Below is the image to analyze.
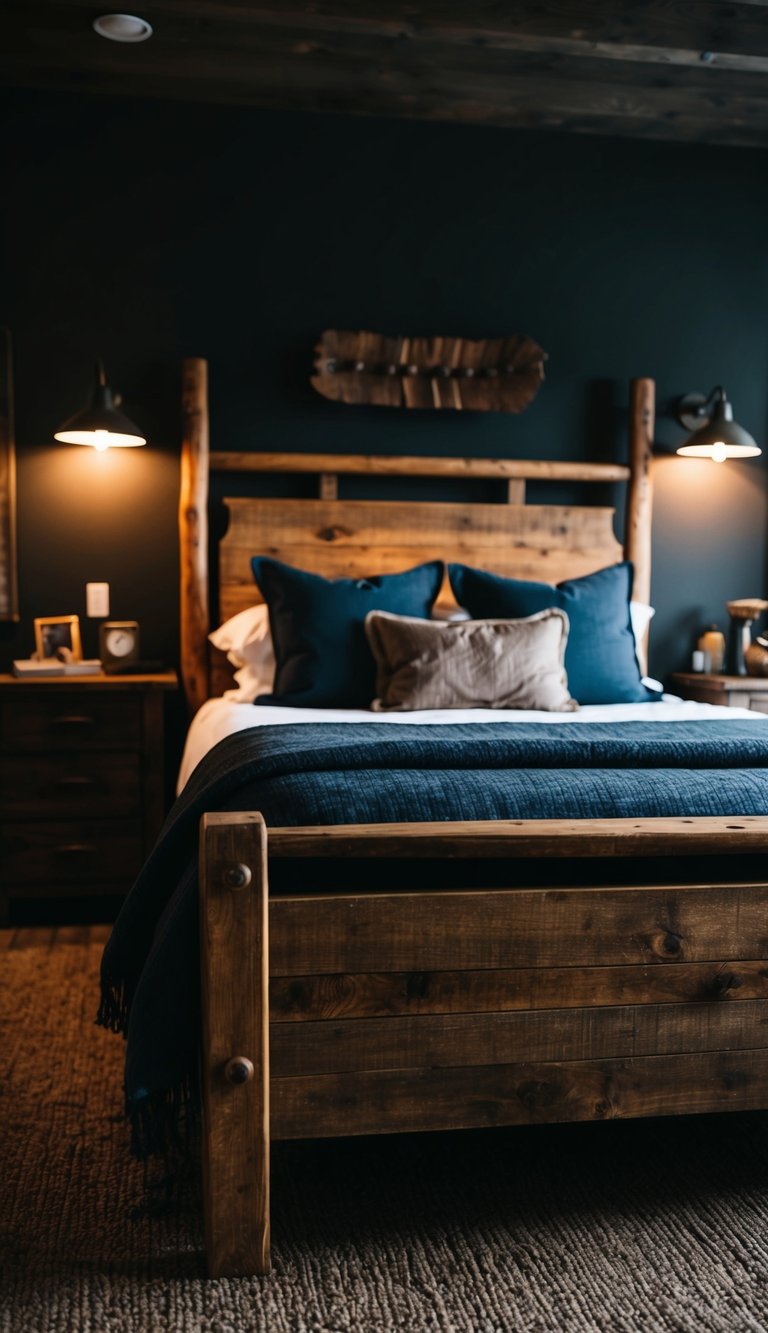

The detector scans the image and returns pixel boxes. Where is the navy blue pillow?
[448,561,659,705]
[251,557,444,708]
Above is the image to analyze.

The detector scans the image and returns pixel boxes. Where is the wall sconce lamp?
[54,361,146,451]
[675,386,760,463]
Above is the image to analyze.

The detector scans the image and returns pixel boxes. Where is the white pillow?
[208,604,276,702]
[630,600,655,681]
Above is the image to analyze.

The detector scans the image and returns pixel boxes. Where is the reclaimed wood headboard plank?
[216,497,622,626]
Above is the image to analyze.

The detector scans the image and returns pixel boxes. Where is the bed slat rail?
[267,880,768,975]
[265,816,768,859]
[210,450,631,484]
[270,1051,768,1142]
[269,961,768,1022]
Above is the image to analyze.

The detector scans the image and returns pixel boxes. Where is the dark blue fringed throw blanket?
[98,718,768,1152]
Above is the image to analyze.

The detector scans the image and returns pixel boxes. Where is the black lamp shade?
[676,387,760,462]
[54,361,146,449]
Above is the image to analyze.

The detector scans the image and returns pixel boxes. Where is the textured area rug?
[2,940,768,1333]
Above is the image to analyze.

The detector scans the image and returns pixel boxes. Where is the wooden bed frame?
[178,360,768,1277]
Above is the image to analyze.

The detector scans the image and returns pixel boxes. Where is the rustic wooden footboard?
[199,812,768,1277]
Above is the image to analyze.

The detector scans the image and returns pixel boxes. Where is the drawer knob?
[53,776,97,789]
[57,843,97,856]
[52,714,97,728]
[710,971,745,998]
[224,1056,254,1086]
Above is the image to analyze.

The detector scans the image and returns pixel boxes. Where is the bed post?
[179,357,210,716]
[625,376,655,607]
[200,811,271,1277]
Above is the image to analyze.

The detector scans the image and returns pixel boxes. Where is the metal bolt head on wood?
[223,863,252,891]
[224,1056,255,1085]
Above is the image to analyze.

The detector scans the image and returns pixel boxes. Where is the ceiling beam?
[2,2,768,148]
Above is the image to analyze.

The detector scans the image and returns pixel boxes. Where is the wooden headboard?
[179,360,654,714]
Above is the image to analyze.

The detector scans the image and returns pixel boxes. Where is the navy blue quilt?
[98,718,768,1151]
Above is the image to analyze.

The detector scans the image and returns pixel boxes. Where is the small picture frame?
[34,614,83,662]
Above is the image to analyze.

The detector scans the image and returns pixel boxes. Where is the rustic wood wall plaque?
[0,328,18,621]
[311,330,546,413]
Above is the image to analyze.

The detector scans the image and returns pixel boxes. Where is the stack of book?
[12,659,103,677]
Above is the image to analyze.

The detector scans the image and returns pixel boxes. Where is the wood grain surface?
[217,496,623,629]
[269,959,768,1022]
[310,330,547,412]
[4,5,768,148]
[179,357,210,717]
[211,450,631,483]
[270,1048,768,1140]
[200,812,270,1277]
[625,377,655,610]
[267,881,768,976]
[270,998,768,1077]
[266,815,768,860]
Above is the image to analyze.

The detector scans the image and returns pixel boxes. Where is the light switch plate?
[86,582,110,618]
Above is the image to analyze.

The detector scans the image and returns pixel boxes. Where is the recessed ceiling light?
[93,14,153,43]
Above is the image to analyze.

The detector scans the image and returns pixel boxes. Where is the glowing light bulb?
[94,431,110,452]
[711,441,727,463]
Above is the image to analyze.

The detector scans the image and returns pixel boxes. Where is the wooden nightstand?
[669,672,768,714]
[0,670,177,922]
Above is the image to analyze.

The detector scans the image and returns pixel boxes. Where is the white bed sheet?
[176,695,766,793]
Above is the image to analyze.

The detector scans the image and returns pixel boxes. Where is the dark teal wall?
[1,88,767,686]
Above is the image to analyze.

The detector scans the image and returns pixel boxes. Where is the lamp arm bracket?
[676,386,725,432]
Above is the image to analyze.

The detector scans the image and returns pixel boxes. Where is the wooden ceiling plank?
[52,0,768,61]
[3,3,768,148]
[6,19,768,102]
[1,54,766,150]
[5,1,768,64]
[5,9,768,74]
[0,28,763,108]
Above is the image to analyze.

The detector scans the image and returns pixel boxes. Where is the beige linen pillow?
[365,608,577,712]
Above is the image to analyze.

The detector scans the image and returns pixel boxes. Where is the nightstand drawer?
[0,669,177,921]
[1,693,141,749]
[0,820,143,884]
[0,753,141,817]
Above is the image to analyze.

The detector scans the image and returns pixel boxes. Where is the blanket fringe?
[98,965,199,1162]
[96,972,133,1036]
[128,1077,198,1160]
